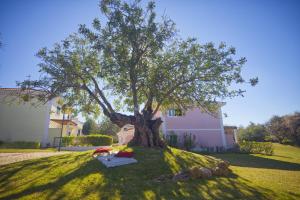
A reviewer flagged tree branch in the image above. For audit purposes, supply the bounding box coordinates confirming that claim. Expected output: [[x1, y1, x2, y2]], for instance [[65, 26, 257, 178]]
[[81, 84, 111, 118], [89, 75, 115, 113]]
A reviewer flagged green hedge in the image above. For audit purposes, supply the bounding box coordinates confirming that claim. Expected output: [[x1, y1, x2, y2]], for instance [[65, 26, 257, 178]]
[[0, 141, 41, 149], [239, 141, 274, 155], [61, 134, 113, 146], [166, 134, 178, 147]]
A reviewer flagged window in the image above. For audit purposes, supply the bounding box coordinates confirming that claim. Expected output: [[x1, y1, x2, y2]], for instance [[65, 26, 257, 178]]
[[168, 109, 183, 117], [56, 106, 61, 115], [77, 129, 81, 136]]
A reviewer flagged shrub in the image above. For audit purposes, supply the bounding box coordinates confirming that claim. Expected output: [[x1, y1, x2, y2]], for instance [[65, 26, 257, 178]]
[[183, 133, 195, 151], [0, 141, 40, 149], [166, 132, 178, 147], [61, 134, 113, 146], [239, 141, 274, 155], [237, 123, 268, 142], [281, 138, 293, 145], [61, 136, 75, 147]]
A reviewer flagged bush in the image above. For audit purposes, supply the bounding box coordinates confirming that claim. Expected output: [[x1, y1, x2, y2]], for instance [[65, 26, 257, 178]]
[[239, 141, 274, 155], [0, 141, 40, 149], [61, 134, 113, 146], [237, 123, 268, 142], [266, 112, 300, 146], [281, 138, 293, 145], [183, 133, 195, 151], [166, 132, 178, 147]]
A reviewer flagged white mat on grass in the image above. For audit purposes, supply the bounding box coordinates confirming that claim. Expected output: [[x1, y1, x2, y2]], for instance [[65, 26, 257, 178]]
[[97, 154, 137, 168]]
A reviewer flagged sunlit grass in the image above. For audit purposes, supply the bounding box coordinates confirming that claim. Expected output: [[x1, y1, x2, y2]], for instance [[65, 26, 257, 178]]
[[212, 143, 300, 199], [0, 148, 58, 153], [0, 144, 299, 199]]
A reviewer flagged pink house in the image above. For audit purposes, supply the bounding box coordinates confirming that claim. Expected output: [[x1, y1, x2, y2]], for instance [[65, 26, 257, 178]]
[[156, 107, 237, 150], [117, 106, 237, 151]]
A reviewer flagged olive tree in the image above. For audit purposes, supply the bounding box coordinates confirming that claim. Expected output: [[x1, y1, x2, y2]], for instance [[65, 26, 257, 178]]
[[18, 0, 257, 147]]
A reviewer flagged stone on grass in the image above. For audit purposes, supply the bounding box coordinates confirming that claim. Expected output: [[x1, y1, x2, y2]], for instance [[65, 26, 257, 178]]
[[211, 167, 228, 176], [199, 167, 212, 179], [189, 166, 202, 179], [217, 160, 230, 170]]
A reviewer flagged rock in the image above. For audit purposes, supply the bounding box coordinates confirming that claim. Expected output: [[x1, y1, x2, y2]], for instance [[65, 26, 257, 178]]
[[212, 166, 230, 176], [211, 167, 221, 176], [189, 166, 202, 179], [172, 171, 190, 182], [217, 160, 230, 170], [199, 167, 212, 179], [222, 169, 230, 176]]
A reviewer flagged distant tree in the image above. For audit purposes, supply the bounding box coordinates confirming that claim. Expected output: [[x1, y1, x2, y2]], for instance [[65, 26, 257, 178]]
[[97, 116, 120, 135], [237, 122, 268, 142], [92, 116, 120, 142], [266, 115, 288, 143], [18, 0, 257, 147], [82, 118, 97, 135], [266, 112, 300, 145], [284, 112, 300, 145]]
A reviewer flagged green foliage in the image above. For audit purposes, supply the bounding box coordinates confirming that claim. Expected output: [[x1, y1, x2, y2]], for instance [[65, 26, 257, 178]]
[[82, 118, 98, 135], [183, 133, 195, 151], [237, 122, 268, 142], [281, 138, 293, 145], [0, 141, 41, 149], [166, 132, 178, 147], [239, 141, 274, 155], [61, 136, 74, 147], [82, 116, 120, 142], [18, 0, 257, 126], [62, 135, 113, 146], [238, 112, 300, 146], [266, 112, 300, 145], [92, 116, 120, 142]]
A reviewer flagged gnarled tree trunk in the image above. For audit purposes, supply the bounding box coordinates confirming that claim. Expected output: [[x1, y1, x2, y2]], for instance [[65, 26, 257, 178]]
[[129, 118, 165, 147], [109, 112, 165, 148]]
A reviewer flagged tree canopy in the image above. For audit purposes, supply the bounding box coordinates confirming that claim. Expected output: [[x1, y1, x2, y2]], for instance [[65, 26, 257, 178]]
[[266, 112, 300, 145], [18, 0, 257, 147], [82, 118, 98, 135], [237, 122, 268, 142]]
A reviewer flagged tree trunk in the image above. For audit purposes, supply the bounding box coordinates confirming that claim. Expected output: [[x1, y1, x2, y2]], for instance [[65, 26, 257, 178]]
[[129, 117, 165, 148], [109, 112, 165, 148]]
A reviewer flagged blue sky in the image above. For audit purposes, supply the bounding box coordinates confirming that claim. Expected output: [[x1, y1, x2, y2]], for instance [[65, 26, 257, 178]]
[[0, 0, 299, 126]]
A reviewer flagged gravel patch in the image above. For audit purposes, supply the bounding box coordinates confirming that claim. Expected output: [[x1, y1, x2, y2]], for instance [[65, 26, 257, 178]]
[[0, 152, 70, 166]]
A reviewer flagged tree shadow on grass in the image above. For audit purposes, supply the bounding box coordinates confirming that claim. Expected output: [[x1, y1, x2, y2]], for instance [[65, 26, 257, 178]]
[[0, 154, 80, 188], [211, 153, 300, 171], [0, 153, 104, 200], [0, 147, 282, 200]]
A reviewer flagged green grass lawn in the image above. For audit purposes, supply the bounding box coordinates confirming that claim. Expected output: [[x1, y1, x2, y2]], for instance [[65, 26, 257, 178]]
[[0, 148, 57, 153], [211, 143, 300, 200], [0, 144, 299, 200]]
